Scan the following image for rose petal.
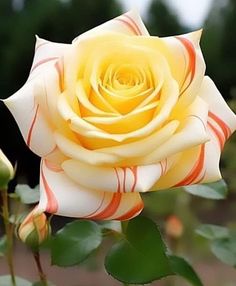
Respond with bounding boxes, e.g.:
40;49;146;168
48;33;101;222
4;80;56;157
73;10;149;43
62;159;164;193
130;95;209;165
38;159;143;220
54;132;121;166
198;76;236;182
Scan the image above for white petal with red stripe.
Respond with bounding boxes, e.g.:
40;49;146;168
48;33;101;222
62;159;166;193
4;80;56;157
38;159;143;220
160;30;205;109
28;36;69;81
198;76;236;182
73;10;149;43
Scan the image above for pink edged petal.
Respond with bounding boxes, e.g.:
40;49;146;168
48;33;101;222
4;80;56;157
73;10;149;43
38;159;143;220
62;159;168;193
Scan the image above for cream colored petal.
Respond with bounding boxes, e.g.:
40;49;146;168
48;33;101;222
62;159;164;193
160;30;205;110
152;146;203;190
73;10;149;43
200;76;236;133
28;36;69;81
4;79;56;157
196;76;236;182
54;132;121;166
38;159;143;220
129;95;209;166
97;120;179;158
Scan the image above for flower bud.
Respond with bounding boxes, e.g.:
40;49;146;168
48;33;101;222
165;215;183;239
18;210;49;249
0;149;14;189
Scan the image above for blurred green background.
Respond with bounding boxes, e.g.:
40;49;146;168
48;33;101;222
0;0;236;285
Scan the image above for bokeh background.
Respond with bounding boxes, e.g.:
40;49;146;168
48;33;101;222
0;0;236;285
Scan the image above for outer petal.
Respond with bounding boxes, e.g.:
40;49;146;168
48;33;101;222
73;10;149;43
154;77;236;189
4;80;56;157
4;36;69;157
152;145;203;190
62;159;167;193
38;159;143;220
160;30;205;110
28;36;69;81
198;76;236;182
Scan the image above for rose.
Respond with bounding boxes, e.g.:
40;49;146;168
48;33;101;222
18;211;49;249
5;11;236;220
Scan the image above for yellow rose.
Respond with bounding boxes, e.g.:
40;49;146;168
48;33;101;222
5;11;236;220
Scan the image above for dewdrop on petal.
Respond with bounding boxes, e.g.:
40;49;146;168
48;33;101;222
0;149;14;189
18;210;49;250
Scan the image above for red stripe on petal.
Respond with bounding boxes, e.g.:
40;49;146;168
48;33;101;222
114;168;121;193
175;145;205;187
55;59;64;92
208;121;225;150
123;14;142;35
27;104;39;147
88;193;122;220
85;192;107;218
41;161;58;214
115;200;144;221
130;166;138;192
115;18;139;35
122;167;127;193
209;111;231;140
30;57;58;73
176;37;196;95
35;41;50;52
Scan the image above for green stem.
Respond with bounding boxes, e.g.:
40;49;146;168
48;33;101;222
121;221;129;286
1;188;16;286
33;251;48;285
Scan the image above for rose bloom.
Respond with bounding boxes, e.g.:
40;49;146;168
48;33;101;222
5;11;236;220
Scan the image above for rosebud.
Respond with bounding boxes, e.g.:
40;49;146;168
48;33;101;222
0;149;14;189
18;210;49;249
165;215;183;239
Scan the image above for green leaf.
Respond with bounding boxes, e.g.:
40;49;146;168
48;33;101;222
15;184;40;204
169;255;203;286
183;180;228;200
51;220;102;267
0;275;31;286
105;216;173;284
0;235;7;256
211;234;236;267
196;224;229;240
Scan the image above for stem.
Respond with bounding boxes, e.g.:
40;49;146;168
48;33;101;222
33;251;48;285
1;188;16;286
